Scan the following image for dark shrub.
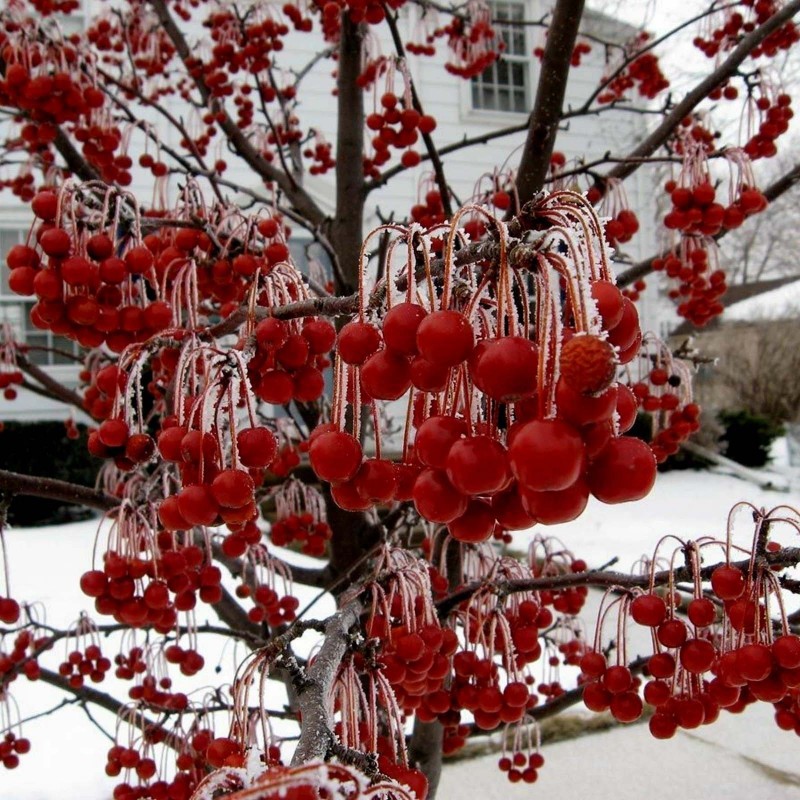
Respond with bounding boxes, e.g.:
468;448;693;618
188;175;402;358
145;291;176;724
718;410;784;468
0;421;101;526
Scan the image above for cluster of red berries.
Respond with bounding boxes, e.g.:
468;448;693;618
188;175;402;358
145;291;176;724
598;37;669;104
105;745;158;784
694;5;799;59
106;723;212;800
663;181;767;236
410;189;447;230
153;214;290;314
164;643;206;678
249;316;335;406
369;615;459;717
310;276;650;535
0;50;108;159
206;9;291;77
86;13;176;78
88;420;157;473
334;0;405;27
236;580;300;626
581;657;644;723
438;649;534;731
5;189;308;356
6;192;177;352
365;92;436;174
156;424;275;530
81;362;124;422
219;519;264;559
128;674;189;712
270;513;332;556
537;574;589;618
497;750;545;785
113;646;147;681
0;631;41;686
582;535;800;739
653;242;726;326
79;540;222;629
303;137;336;176
632;370;701;462
438;14;501;79
604;209;639;248
57;644;111;688
743;93;794;161
0;731;31;771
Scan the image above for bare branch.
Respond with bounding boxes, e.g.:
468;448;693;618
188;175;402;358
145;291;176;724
0;469;119;513
146;0;326;228
516;0;586;205
16;352;86;411
604;0;800;186
438;547;800;615
330;15;367;291
290;601;361;764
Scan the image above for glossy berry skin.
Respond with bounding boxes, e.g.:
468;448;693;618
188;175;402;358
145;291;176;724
416;310;474;367
509;419;585;492
237;428;277;468
680;638;716;674
519;478;589;525
412;468;468;523
360;349;412;399
337;321;382;365
469;336;538;401
448;499;496;543
382;302;427;355
591;280;625;329
586;436;656;504
556;378;617;426
309;431;363;483
710;564;745;600
630;593;667;627
445;436;510;496
491;485;536;530
415;415;467;469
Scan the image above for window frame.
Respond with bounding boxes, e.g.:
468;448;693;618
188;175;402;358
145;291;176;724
466;0;532;119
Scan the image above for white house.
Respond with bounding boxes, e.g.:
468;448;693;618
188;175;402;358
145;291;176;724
0;0;661;422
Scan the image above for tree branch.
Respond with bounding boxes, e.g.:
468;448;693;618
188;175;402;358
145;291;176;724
290;601;361;764
37;667;184;749
146;0;326;228
604;0;800;186
0;469;119;512
515;0;586;205
330;15;367;292
437;547;800;615
15;352;86;411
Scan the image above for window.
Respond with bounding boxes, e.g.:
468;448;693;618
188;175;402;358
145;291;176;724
0;228;80;366
471;1;529;113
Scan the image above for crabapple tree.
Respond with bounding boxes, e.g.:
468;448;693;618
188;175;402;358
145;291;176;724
1;1;800;799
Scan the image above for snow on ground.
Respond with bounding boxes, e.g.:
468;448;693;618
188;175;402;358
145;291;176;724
2;446;800;798
438;701;800;800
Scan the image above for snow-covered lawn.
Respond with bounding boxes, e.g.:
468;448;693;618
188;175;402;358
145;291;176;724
2;445;799;799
